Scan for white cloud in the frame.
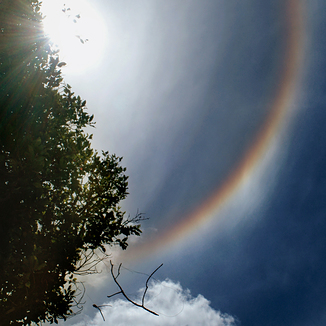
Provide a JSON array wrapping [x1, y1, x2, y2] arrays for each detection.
[[71, 279, 237, 326]]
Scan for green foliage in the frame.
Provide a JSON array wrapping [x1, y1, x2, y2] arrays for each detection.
[[0, 1, 141, 324]]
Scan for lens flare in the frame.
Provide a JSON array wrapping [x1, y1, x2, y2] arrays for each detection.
[[41, 0, 108, 73]]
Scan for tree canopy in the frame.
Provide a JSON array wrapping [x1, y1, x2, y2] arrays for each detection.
[[0, 1, 141, 324]]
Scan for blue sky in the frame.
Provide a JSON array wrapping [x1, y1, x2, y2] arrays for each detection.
[[41, 0, 326, 325]]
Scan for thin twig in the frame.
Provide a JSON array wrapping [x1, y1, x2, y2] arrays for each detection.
[[108, 260, 163, 316], [92, 304, 110, 321], [107, 291, 122, 299], [142, 263, 163, 307]]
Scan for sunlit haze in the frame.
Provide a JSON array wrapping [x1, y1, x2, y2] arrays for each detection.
[[41, 0, 108, 73]]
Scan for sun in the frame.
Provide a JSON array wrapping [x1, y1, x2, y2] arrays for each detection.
[[41, 0, 108, 73]]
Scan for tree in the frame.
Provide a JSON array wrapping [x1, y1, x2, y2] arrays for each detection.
[[0, 1, 142, 324]]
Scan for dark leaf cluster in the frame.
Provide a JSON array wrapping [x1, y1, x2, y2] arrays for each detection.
[[0, 1, 142, 324]]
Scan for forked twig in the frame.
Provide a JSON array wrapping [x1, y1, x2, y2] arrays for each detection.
[[107, 260, 163, 316], [92, 304, 111, 321]]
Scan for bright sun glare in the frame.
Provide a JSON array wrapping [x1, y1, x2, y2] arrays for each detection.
[[41, 0, 108, 73]]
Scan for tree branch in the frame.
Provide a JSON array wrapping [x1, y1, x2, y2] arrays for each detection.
[[142, 263, 163, 307], [92, 304, 110, 321], [108, 260, 163, 316]]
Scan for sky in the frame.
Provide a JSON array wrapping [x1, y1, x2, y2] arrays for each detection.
[[40, 0, 326, 325]]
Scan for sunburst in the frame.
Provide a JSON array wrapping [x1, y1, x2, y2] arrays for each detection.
[[41, 0, 108, 73]]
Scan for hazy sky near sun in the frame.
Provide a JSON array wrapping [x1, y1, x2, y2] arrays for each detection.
[[41, 1, 326, 325]]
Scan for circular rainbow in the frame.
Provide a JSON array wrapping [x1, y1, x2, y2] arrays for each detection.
[[123, 0, 306, 262]]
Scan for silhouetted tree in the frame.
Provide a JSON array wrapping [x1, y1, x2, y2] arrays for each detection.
[[0, 1, 141, 324]]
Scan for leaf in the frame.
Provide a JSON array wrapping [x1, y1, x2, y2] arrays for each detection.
[[59, 157, 65, 169], [33, 182, 42, 188], [35, 262, 47, 271], [58, 62, 66, 67], [28, 144, 34, 157]]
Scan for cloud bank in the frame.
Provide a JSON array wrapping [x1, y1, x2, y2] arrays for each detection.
[[71, 279, 237, 326]]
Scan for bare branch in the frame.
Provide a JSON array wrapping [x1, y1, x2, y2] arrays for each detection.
[[73, 281, 86, 309], [123, 210, 149, 225], [108, 260, 163, 316], [92, 304, 111, 321], [74, 249, 110, 275], [65, 281, 86, 319], [142, 263, 163, 307], [106, 291, 122, 299], [117, 263, 122, 278]]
